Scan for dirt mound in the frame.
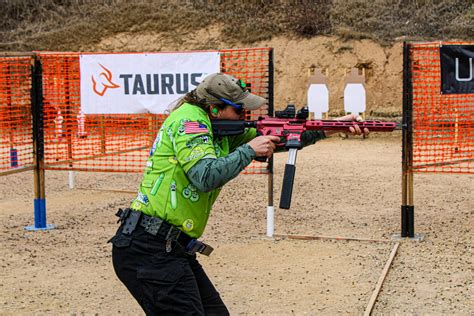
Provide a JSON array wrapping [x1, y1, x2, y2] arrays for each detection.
[[93, 30, 403, 114]]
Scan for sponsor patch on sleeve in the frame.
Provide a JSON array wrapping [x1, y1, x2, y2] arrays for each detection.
[[186, 135, 210, 148], [184, 147, 206, 162]]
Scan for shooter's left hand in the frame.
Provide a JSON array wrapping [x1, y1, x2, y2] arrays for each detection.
[[336, 114, 370, 137]]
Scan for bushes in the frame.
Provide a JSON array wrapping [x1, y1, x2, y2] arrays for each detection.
[[1, 0, 472, 51]]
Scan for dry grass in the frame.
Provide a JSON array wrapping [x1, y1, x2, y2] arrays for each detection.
[[0, 0, 472, 51]]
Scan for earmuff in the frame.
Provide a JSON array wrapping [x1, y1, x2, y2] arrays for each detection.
[[211, 107, 219, 115]]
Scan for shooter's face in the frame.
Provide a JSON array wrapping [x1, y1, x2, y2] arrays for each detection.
[[218, 105, 245, 120]]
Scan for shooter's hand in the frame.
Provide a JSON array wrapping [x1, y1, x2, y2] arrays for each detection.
[[248, 135, 280, 158], [336, 114, 370, 137]]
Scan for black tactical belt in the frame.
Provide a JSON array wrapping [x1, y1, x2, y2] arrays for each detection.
[[115, 208, 213, 256]]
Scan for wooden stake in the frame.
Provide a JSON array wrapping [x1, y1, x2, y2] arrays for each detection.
[[364, 242, 400, 316], [76, 188, 136, 194], [272, 233, 391, 243]]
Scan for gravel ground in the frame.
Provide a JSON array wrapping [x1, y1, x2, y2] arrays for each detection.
[[0, 134, 472, 315]]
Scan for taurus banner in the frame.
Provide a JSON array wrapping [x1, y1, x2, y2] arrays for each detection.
[[80, 52, 220, 114], [440, 45, 474, 94]]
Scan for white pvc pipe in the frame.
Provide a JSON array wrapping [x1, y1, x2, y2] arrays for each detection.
[[69, 171, 75, 189], [266, 206, 274, 237]]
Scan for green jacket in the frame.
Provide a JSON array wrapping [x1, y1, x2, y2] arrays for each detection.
[[130, 103, 255, 238]]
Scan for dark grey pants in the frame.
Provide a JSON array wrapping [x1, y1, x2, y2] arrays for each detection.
[[111, 225, 229, 315]]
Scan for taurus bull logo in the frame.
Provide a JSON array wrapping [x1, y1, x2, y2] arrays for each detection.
[[91, 63, 120, 96]]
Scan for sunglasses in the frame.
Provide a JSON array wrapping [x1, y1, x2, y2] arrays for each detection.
[[219, 97, 245, 115]]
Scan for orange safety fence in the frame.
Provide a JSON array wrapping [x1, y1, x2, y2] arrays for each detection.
[[408, 42, 473, 174], [0, 56, 34, 173], [0, 48, 272, 175]]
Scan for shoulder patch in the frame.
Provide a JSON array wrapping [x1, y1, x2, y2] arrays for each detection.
[[184, 121, 209, 134]]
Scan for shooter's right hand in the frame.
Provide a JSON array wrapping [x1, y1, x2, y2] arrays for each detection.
[[248, 135, 280, 158]]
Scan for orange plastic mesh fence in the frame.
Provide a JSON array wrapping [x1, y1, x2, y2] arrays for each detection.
[[409, 42, 473, 174], [34, 48, 271, 174], [0, 56, 34, 173]]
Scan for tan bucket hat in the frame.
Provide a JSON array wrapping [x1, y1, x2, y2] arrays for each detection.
[[195, 73, 266, 110]]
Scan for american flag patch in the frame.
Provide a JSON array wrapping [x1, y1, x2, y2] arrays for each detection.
[[184, 121, 209, 134]]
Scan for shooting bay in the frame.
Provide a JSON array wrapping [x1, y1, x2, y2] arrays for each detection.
[[1, 133, 471, 314]]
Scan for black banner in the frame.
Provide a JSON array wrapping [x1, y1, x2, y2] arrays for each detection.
[[440, 45, 474, 94]]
